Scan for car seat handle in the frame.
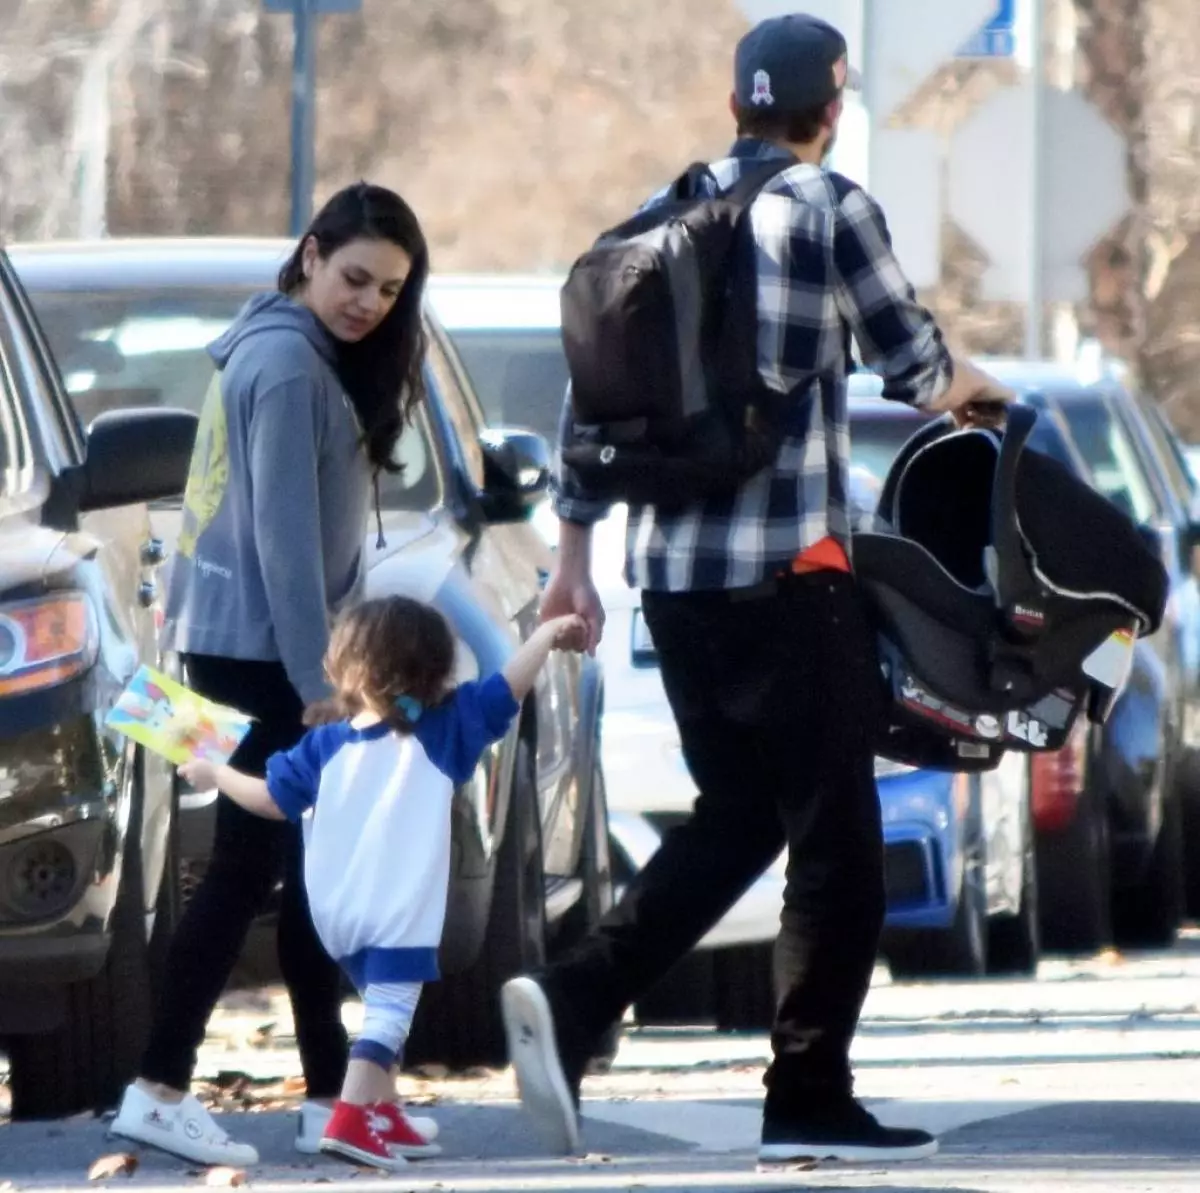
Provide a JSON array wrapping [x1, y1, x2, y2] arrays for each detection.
[[990, 403, 1041, 617]]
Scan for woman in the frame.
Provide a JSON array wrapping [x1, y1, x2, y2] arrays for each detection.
[[110, 183, 431, 1167]]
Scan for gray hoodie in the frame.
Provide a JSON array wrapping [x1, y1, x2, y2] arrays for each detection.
[[162, 292, 370, 705]]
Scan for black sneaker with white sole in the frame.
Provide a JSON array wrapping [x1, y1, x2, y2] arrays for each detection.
[[759, 1098, 938, 1164], [501, 975, 593, 1155]]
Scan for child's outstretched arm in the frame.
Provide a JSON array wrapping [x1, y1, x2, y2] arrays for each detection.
[[179, 759, 287, 821], [503, 615, 588, 701]]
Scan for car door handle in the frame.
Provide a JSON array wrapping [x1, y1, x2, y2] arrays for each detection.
[[137, 580, 157, 608], [140, 537, 167, 567]]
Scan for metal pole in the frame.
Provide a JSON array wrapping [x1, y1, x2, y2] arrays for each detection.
[[1024, 0, 1045, 359], [289, 0, 317, 236]]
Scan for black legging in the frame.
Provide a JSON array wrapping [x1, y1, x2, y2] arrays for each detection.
[[140, 655, 348, 1098]]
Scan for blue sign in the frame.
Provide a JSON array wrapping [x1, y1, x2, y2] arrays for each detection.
[[263, 0, 360, 12], [957, 0, 1016, 59]]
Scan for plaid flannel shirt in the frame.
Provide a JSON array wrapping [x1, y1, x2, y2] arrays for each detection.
[[553, 138, 953, 592]]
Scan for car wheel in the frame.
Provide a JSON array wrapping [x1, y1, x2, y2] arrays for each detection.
[[885, 816, 988, 980], [632, 950, 717, 1026], [1113, 785, 1184, 950], [405, 729, 546, 1070], [8, 750, 154, 1120], [1035, 780, 1112, 953], [1174, 747, 1200, 919], [987, 765, 1040, 976], [712, 942, 776, 1032]]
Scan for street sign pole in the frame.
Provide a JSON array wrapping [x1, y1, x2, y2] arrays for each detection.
[[290, 0, 316, 237], [263, 0, 361, 237], [1025, 0, 1045, 359]]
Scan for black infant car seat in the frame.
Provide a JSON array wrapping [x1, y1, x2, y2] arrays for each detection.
[[853, 404, 1169, 772]]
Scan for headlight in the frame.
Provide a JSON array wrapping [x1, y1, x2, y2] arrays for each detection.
[[874, 757, 916, 780], [0, 593, 99, 697]]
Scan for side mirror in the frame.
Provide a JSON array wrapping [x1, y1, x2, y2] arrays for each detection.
[[479, 426, 550, 523], [78, 407, 198, 513]]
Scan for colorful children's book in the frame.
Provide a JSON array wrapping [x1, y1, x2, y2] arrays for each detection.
[[105, 665, 253, 766]]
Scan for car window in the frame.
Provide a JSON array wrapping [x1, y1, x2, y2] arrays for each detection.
[[449, 328, 568, 440], [849, 408, 1077, 483], [25, 285, 443, 513], [1138, 398, 1195, 504], [424, 325, 486, 492], [1054, 396, 1160, 524]]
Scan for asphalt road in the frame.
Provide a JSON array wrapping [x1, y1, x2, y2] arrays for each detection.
[[4, 938, 1200, 1192]]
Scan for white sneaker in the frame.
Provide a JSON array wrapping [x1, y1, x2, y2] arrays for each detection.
[[294, 1100, 439, 1155], [110, 1083, 260, 1167]]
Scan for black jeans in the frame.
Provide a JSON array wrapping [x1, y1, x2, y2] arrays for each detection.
[[140, 656, 348, 1098], [545, 571, 886, 1110]]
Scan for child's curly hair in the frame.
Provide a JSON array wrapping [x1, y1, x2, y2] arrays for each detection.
[[303, 596, 456, 732]]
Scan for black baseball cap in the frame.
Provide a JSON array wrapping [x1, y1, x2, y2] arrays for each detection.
[[734, 13, 860, 111]]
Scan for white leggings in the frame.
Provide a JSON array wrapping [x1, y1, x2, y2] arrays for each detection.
[[349, 981, 423, 1069]]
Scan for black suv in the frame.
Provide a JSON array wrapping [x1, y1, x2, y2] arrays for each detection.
[[0, 250, 195, 1118]]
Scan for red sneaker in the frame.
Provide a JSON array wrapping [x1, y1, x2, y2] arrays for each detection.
[[372, 1101, 443, 1158], [318, 1101, 408, 1170]]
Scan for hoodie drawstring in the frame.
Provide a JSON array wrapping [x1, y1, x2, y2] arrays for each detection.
[[373, 471, 387, 550]]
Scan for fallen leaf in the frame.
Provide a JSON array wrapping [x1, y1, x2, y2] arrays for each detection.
[[88, 1153, 139, 1181], [204, 1167, 248, 1187]]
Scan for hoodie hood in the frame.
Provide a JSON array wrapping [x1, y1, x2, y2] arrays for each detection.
[[208, 291, 337, 370]]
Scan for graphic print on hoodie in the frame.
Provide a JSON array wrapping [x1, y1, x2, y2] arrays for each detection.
[[163, 292, 372, 705]]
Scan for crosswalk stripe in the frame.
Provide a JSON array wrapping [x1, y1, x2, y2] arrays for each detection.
[[583, 1096, 1048, 1152]]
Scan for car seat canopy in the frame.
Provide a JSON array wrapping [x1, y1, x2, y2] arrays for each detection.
[[854, 405, 1169, 771]]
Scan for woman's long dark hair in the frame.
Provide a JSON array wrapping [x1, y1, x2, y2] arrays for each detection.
[[278, 182, 429, 473]]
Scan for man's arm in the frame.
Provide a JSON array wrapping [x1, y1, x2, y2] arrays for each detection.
[[831, 187, 1010, 416]]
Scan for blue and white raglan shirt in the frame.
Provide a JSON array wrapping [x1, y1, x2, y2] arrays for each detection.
[[264, 672, 520, 988]]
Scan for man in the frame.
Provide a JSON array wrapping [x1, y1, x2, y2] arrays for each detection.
[[501, 12, 1010, 1166]]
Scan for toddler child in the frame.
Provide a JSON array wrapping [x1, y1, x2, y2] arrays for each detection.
[[181, 596, 586, 1170]]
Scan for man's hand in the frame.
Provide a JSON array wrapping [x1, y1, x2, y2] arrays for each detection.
[[540, 567, 605, 655], [929, 357, 1016, 429]]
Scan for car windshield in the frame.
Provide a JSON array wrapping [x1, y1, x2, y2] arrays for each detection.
[[850, 407, 1079, 487], [446, 328, 568, 440], [1050, 395, 1159, 524], [23, 284, 440, 510]]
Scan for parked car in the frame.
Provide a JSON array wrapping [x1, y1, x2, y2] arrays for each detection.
[[427, 274, 1037, 1007], [9, 239, 614, 1107], [851, 362, 1192, 955], [0, 248, 196, 1119]]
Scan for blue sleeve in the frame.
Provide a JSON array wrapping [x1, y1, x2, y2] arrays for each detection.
[[265, 724, 346, 822], [415, 673, 521, 785]]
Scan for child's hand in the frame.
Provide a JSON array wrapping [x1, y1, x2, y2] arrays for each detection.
[[546, 614, 589, 653], [179, 758, 219, 791]]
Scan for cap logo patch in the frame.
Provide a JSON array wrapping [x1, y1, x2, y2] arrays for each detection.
[[751, 69, 774, 106]]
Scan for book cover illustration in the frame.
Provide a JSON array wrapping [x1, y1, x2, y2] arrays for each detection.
[[105, 665, 252, 766]]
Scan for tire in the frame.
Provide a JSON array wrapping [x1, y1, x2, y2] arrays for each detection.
[[1113, 786, 1184, 950], [405, 730, 546, 1070], [713, 942, 776, 1032], [8, 751, 153, 1120], [632, 950, 716, 1026], [1035, 781, 1112, 954], [1175, 747, 1200, 919], [885, 815, 988, 980], [987, 768, 1040, 977]]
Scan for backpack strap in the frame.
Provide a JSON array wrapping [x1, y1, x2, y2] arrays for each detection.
[[721, 157, 798, 209], [670, 161, 718, 201]]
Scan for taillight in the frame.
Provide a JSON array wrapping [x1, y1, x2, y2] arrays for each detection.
[[0, 594, 98, 697], [1030, 720, 1089, 833]]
